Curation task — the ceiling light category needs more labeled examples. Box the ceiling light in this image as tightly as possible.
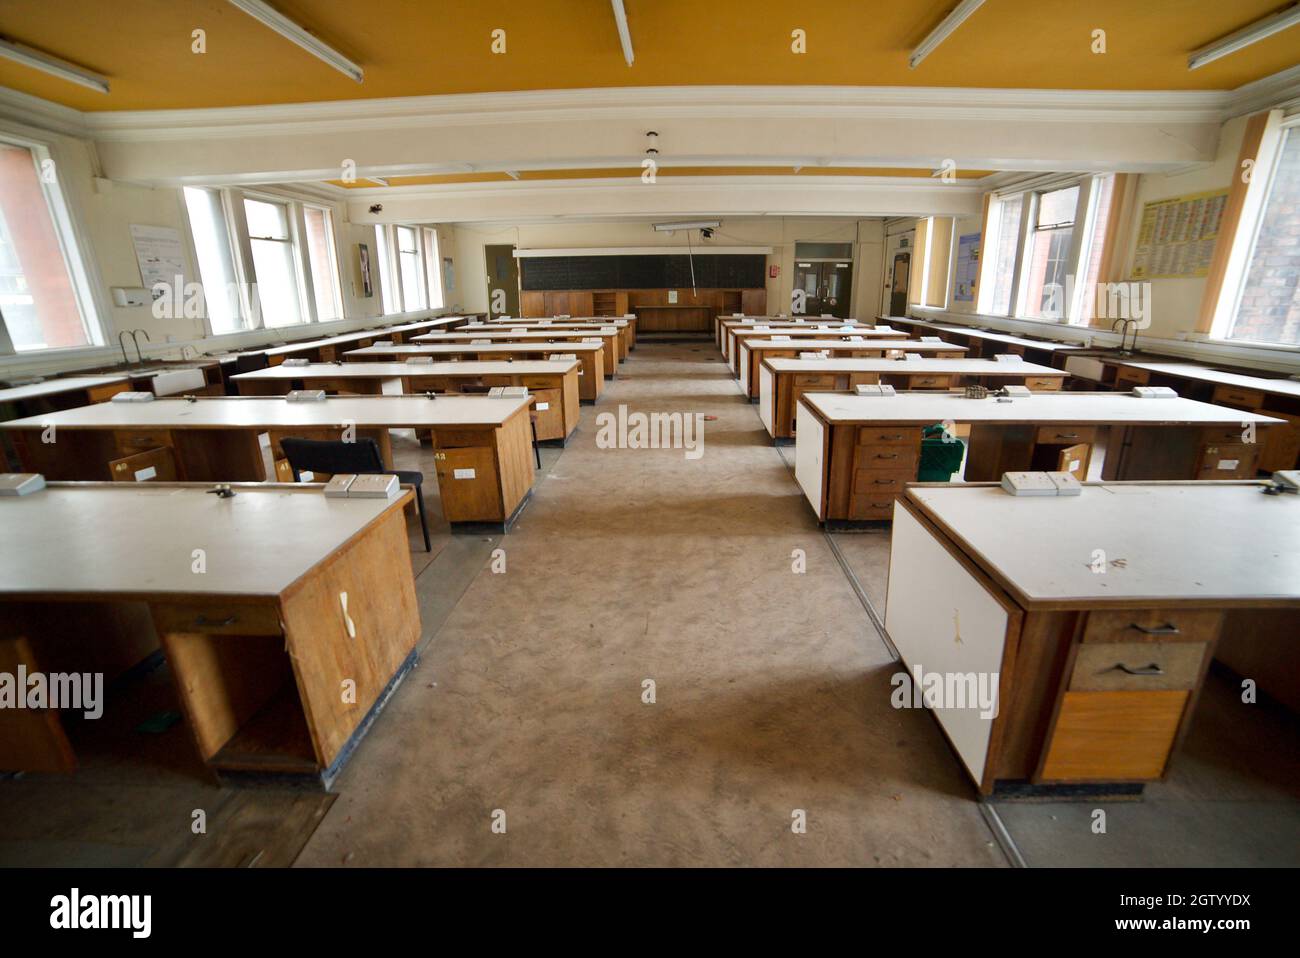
[226,0,364,82]
[652,220,721,232]
[909,0,986,69]
[0,37,110,93]
[1188,4,1300,70]
[611,0,634,66]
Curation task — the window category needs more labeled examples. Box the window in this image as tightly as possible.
[374,224,397,315]
[1020,186,1079,320]
[396,225,426,310]
[423,228,444,309]
[183,187,243,334]
[1227,128,1300,346]
[244,197,303,328]
[982,194,1023,315]
[0,140,101,353]
[915,216,954,308]
[303,205,342,323]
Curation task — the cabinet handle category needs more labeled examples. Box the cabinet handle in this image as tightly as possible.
[1110,663,1165,676]
[874,479,896,485]
[1129,622,1180,635]
[196,614,237,627]
[1055,433,1080,440]
[876,453,900,459]
[880,434,903,440]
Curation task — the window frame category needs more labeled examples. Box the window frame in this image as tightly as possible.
[0,130,111,359]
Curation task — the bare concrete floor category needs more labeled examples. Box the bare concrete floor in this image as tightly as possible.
[296,342,1006,867]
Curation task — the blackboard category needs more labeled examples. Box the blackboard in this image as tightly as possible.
[521,254,765,290]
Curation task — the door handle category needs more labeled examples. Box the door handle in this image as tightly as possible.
[1129,622,1180,635]
[1109,663,1165,676]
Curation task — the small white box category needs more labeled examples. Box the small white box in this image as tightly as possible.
[286,390,327,402]
[1132,385,1178,399]
[903,353,923,362]
[1002,385,1032,397]
[406,356,434,364]
[920,336,944,343]
[110,391,155,402]
[348,474,399,499]
[1048,471,1082,495]
[0,473,45,496]
[1001,472,1058,496]
[550,353,576,361]
[994,353,1023,363]
[854,385,896,397]
[281,358,310,367]
[323,474,355,498]
[799,351,829,360]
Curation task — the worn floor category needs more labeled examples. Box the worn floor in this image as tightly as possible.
[4,341,1296,867]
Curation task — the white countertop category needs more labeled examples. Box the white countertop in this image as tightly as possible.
[763,358,1064,375]
[0,376,129,402]
[347,343,604,358]
[232,360,579,381]
[744,339,968,353]
[1119,361,1300,400]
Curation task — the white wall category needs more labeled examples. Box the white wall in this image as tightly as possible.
[449,217,886,319]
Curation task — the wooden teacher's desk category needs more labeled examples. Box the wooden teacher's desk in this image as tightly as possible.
[2,395,536,531]
[758,357,1068,441]
[0,482,421,787]
[738,339,968,399]
[346,342,606,402]
[231,360,581,442]
[886,481,1299,796]
[794,391,1283,525]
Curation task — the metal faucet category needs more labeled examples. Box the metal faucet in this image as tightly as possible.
[118,330,134,366]
[1110,318,1139,355]
[129,329,151,365]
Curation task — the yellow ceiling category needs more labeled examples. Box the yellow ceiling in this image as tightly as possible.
[0,1,1297,111]
[325,166,995,188]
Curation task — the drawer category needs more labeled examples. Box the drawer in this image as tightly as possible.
[793,374,838,387]
[1069,641,1208,692]
[851,469,914,495]
[906,374,953,389]
[1196,443,1258,478]
[1115,368,1149,388]
[856,447,919,471]
[109,446,177,483]
[1212,384,1264,409]
[1081,609,1222,645]
[152,602,283,636]
[519,375,560,389]
[1040,690,1188,781]
[857,426,922,446]
[114,429,172,455]
[1035,425,1096,445]
[1026,376,1063,390]
[849,495,898,518]
[1201,425,1251,444]
[433,445,501,521]
[528,388,564,438]
[431,428,494,449]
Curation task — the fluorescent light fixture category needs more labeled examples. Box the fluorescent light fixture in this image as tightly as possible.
[611,0,634,66]
[651,220,721,232]
[0,38,110,93]
[1188,4,1300,70]
[226,0,364,82]
[909,0,986,69]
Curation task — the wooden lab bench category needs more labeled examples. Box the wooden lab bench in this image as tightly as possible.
[738,339,969,399]
[413,328,621,378]
[345,342,606,402]
[882,316,1085,367]
[231,360,581,442]
[0,482,421,788]
[472,318,635,357]
[2,395,536,532]
[1104,360,1300,472]
[712,313,847,347]
[725,323,900,368]
[885,481,1300,797]
[758,357,1069,441]
[2,375,133,470]
[793,391,1283,525]
[210,316,470,368]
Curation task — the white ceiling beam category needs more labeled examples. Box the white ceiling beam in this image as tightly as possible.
[611,1,635,67]
[0,37,110,93]
[910,0,986,70]
[1188,4,1300,70]
[226,0,364,82]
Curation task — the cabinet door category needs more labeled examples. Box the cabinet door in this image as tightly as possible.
[433,446,502,522]
[1041,690,1188,781]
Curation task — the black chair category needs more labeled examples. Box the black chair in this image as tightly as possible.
[279,437,431,552]
[234,352,270,374]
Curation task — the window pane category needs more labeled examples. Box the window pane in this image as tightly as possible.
[183,187,242,334]
[1023,227,1074,319]
[1037,186,1079,228]
[244,198,289,239]
[397,226,425,310]
[988,195,1023,315]
[1077,175,1115,325]
[0,143,94,351]
[423,228,444,309]
[375,225,397,314]
[1231,131,1300,346]
[303,206,341,322]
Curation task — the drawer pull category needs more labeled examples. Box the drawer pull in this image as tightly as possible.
[1109,663,1165,676]
[1129,622,1180,636]
[880,434,904,440]
[874,478,897,485]
[1054,433,1080,440]
[195,614,237,627]
[876,453,900,459]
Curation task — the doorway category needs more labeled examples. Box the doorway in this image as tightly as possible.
[484,244,520,318]
[889,252,910,316]
[791,260,853,318]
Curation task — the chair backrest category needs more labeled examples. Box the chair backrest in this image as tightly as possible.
[234,352,270,374]
[279,437,385,479]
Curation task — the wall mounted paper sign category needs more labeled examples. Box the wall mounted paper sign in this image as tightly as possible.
[1131,188,1229,279]
[953,232,980,302]
[129,225,186,298]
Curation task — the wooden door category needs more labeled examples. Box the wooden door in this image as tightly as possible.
[485,244,520,318]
